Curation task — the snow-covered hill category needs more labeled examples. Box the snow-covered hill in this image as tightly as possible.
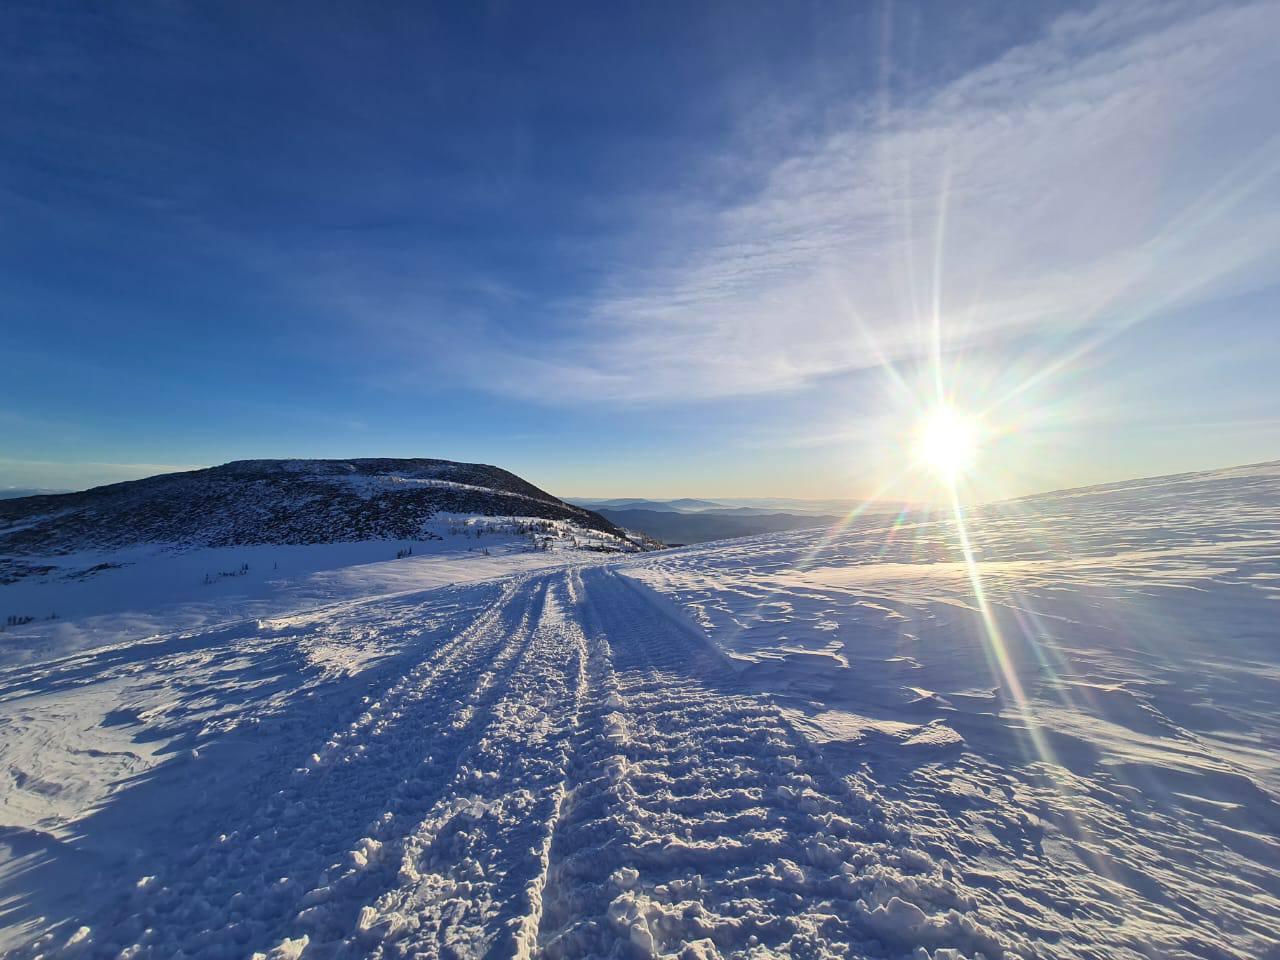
[0,461,1277,958]
[0,458,640,665]
[0,458,626,559]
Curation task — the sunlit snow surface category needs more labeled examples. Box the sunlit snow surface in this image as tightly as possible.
[1,465,1278,958]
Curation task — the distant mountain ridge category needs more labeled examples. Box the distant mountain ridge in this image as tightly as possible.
[573,496,913,517]
[573,494,916,544]
[574,497,729,514]
[594,507,846,545]
[0,458,625,555]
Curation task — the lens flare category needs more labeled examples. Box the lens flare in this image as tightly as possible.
[914,405,980,482]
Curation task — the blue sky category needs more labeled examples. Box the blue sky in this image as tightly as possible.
[2,0,1278,500]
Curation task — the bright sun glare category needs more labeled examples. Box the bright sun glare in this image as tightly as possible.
[914,405,981,482]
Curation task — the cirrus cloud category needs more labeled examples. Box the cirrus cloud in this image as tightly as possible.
[482,0,1280,404]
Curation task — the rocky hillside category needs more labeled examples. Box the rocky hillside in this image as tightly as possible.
[0,458,627,555]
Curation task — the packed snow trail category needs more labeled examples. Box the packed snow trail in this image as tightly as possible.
[7,567,1011,960]
[12,575,555,958]
[537,568,1014,960]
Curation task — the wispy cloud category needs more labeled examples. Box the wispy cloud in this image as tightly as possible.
[478,0,1280,403]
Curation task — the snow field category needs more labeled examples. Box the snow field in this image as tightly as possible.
[2,462,1278,958]
[8,576,539,957]
[6,567,1018,960]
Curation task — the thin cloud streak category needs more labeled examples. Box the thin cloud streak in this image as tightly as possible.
[478,0,1280,404]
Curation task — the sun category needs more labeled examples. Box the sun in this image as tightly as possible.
[914,405,981,482]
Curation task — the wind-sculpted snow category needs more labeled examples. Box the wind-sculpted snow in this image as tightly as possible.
[622,461,1280,958]
[0,462,1277,958]
[537,569,1017,959]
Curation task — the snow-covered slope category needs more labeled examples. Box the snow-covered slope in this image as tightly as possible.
[0,462,1277,958]
[620,460,1280,957]
[0,458,625,560]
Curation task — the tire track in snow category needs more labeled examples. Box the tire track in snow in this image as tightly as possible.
[346,571,595,959]
[537,567,1012,960]
[509,567,597,960]
[245,576,550,959]
[32,575,547,959]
